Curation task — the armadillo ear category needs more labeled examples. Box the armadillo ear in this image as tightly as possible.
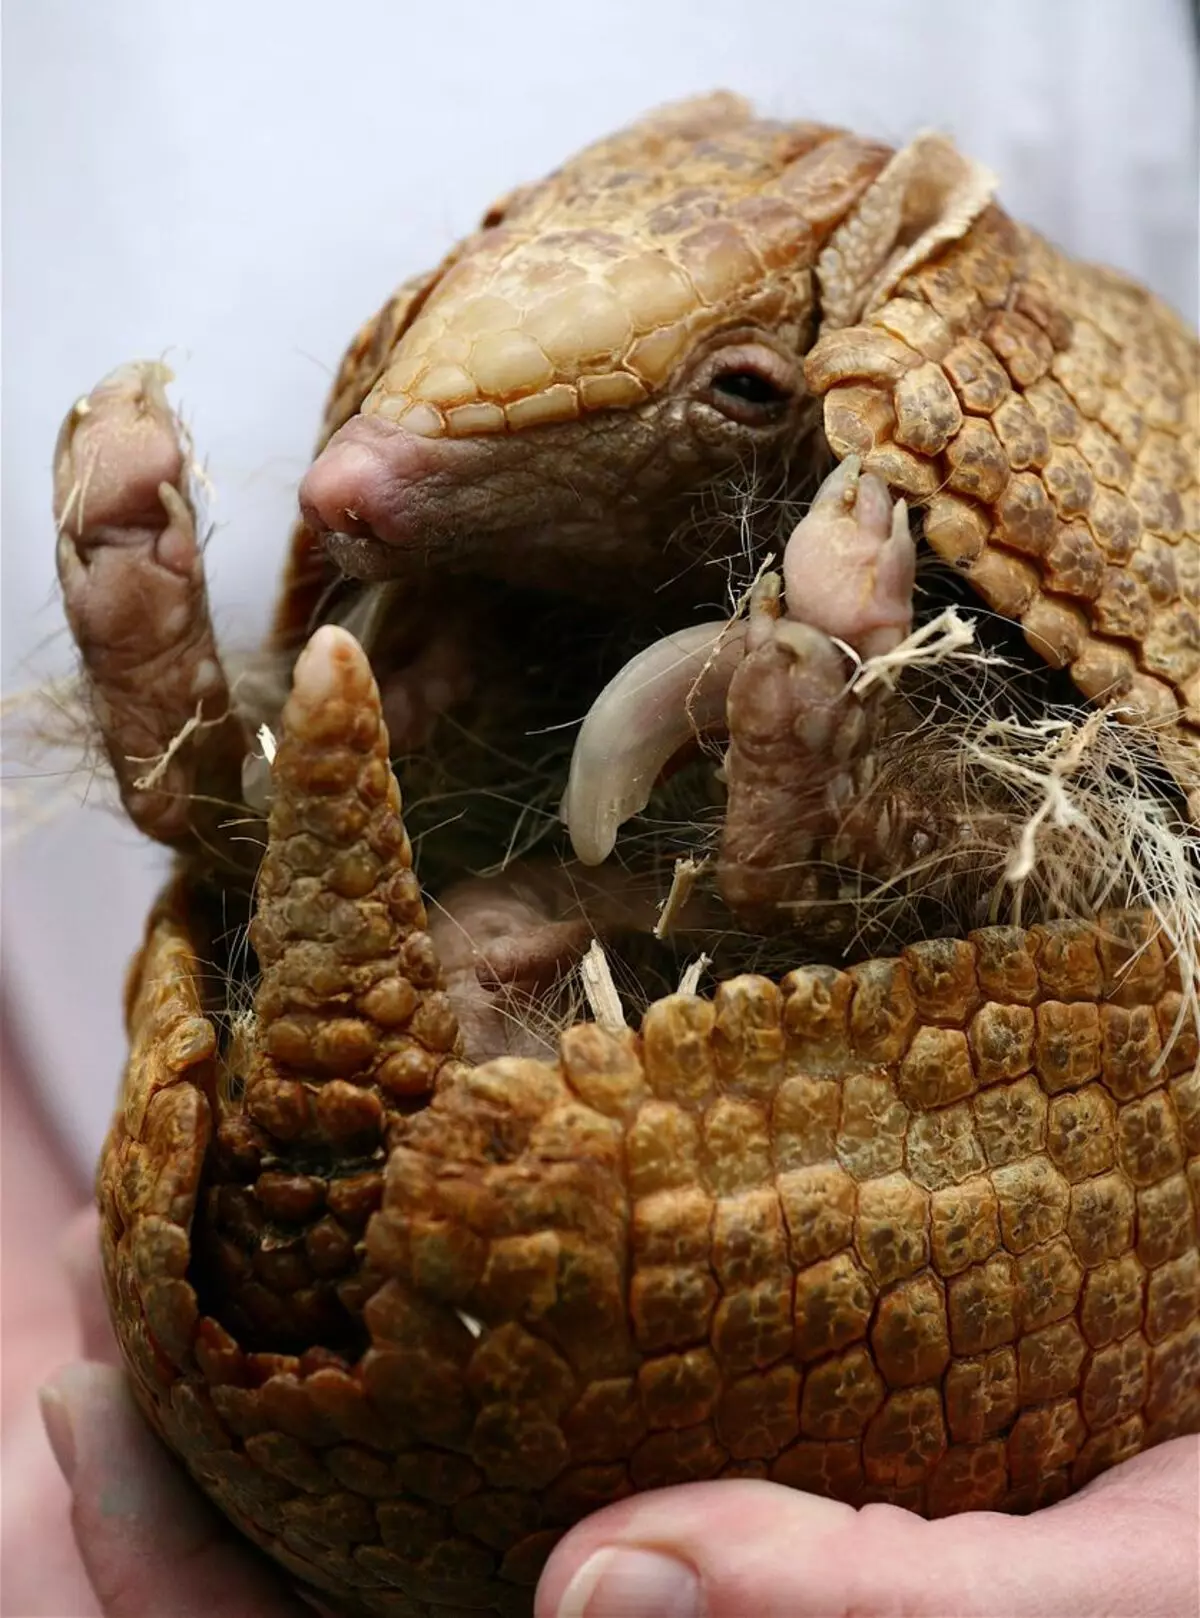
[816,133,997,330]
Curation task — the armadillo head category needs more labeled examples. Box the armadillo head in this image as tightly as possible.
[301,96,893,593]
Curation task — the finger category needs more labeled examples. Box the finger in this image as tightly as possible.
[59,1207,120,1365]
[39,1361,310,1618]
[0,1395,103,1617]
[536,1438,1200,1618]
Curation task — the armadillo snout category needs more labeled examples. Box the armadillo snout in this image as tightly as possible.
[299,413,465,573]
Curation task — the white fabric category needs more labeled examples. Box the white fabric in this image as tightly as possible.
[3,0,1197,1175]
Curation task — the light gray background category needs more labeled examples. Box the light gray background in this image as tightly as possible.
[4,0,1197,1177]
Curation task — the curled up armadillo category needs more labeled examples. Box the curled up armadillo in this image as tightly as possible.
[54,94,1199,1617]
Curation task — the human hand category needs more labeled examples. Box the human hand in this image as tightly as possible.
[1,1050,104,1618]
[38,1210,315,1618]
[39,1212,1199,1618]
[535,1435,1199,1617]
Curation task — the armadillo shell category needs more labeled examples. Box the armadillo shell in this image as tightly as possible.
[103,868,1200,1616]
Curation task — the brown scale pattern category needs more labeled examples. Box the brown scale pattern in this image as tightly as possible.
[806,205,1199,775]
[99,633,1200,1617]
[196,631,465,1357]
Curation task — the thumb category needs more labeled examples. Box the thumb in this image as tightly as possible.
[535,1438,1199,1618]
[39,1361,311,1617]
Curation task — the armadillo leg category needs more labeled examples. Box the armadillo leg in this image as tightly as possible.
[427,873,592,1064]
[54,362,249,865]
[717,459,917,924]
[427,861,680,1064]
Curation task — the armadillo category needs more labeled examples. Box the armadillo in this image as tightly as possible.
[53,93,1199,1618]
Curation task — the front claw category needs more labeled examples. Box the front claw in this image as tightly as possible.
[54,362,249,861]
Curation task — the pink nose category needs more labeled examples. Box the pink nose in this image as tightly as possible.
[298,414,443,545]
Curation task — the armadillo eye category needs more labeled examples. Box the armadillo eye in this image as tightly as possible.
[713,370,786,404]
[707,366,793,423]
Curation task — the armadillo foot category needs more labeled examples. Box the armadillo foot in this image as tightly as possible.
[429,860,710,1064]
[54,362,249,860]
[427,874,592,1063]
[559,458,924,934]
[716,458,916,925]
[778,454,915,662]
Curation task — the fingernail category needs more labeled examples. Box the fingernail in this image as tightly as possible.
[42,1361,174,1521]
[557,1546,702,1618]
[38,1382,77,1484]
